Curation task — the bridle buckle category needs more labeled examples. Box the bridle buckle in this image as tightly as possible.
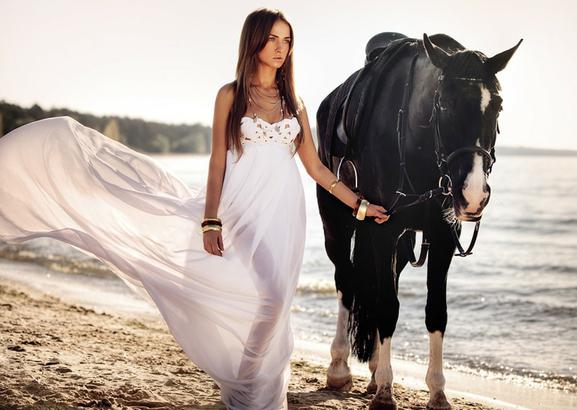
[438,174,452,196]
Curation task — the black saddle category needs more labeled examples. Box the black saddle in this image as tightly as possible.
[365,32,408,64]
[333,33,414,157]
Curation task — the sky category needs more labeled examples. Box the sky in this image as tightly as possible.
[1,0,576,150]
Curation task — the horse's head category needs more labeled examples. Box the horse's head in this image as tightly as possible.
[422,34,522,222]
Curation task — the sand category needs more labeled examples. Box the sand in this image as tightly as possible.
[0,278,499,410]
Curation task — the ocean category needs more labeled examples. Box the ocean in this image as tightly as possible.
[1,152,575,396]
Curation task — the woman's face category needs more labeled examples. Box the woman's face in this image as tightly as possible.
[257,19,291,71]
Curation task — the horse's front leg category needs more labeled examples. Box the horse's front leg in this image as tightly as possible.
[425,222,456,410]
[327,290,353,390]
[426,331,450,409]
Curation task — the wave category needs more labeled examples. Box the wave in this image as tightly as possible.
[447,356,577,394]
[449,292,577,321]
[486,216,577,235]
[0,242,111,277]
[393,350,577,394]
[295,280,336,295]
[482,261,577,275]
[291,304,336,318]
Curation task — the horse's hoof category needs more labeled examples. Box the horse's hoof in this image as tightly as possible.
[368,397,397,410]
[326,374,353,391]
[368,385,397,410]
[327,359,352,391]
[426,390,451,410]
[366,374,377,394]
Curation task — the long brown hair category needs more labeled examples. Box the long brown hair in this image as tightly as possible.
[226,8,304,160]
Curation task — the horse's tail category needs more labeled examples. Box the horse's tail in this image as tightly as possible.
[345,224,381,362]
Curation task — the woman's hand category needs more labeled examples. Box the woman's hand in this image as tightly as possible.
[203,230,224,256]
[365,203,390,224]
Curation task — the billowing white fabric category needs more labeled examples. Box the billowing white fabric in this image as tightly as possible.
[0,115,306,409]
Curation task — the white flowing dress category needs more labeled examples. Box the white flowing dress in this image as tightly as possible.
[0,115,306,410]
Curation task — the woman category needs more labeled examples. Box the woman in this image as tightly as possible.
[0,8,389,410]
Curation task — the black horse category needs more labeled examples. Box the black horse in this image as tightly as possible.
[316,33,522,409]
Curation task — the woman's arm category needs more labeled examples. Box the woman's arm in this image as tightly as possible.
[203,83,234,256]
[204,83,234,219]
[296,100,389,224]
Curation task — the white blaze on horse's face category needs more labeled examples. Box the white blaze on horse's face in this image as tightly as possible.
[460,138,490,220]
[479,84,491,114]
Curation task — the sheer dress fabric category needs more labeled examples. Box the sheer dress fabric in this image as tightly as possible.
[0,115,306,409]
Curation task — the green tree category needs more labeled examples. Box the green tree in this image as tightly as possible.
[103,118,125,143]
[150,134,171,153]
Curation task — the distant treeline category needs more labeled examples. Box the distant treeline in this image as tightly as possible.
[0,100,212,154]
[495,145,577,157]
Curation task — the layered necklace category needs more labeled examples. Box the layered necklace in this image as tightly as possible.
[247,84,285,123]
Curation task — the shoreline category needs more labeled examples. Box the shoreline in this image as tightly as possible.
[1,259,575,409]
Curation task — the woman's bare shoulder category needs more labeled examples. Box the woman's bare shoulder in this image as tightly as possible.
[213,82,236,117]
[216,82,236,101]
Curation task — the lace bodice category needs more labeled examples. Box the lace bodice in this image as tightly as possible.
[240,116,301,147]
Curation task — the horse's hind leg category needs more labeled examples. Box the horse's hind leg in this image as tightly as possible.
[329,289,353,391]
[317,182,356,391]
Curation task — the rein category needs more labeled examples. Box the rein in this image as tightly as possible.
[336,49,497,259]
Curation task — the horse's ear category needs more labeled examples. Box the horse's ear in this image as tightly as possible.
[487,39,523,74]
[422,33,450,69]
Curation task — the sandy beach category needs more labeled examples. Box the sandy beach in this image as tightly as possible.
[0,277,504,410]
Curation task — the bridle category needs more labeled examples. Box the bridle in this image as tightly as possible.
[337,51,499,260]
[431,74,496,184]
[427,72,497,257]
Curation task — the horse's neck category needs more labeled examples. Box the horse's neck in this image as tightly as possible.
[409,58,440,125]
[406,58,441,149]
[402,58,444,190]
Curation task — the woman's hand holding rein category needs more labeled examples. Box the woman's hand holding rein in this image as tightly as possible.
[328,179,390,224]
